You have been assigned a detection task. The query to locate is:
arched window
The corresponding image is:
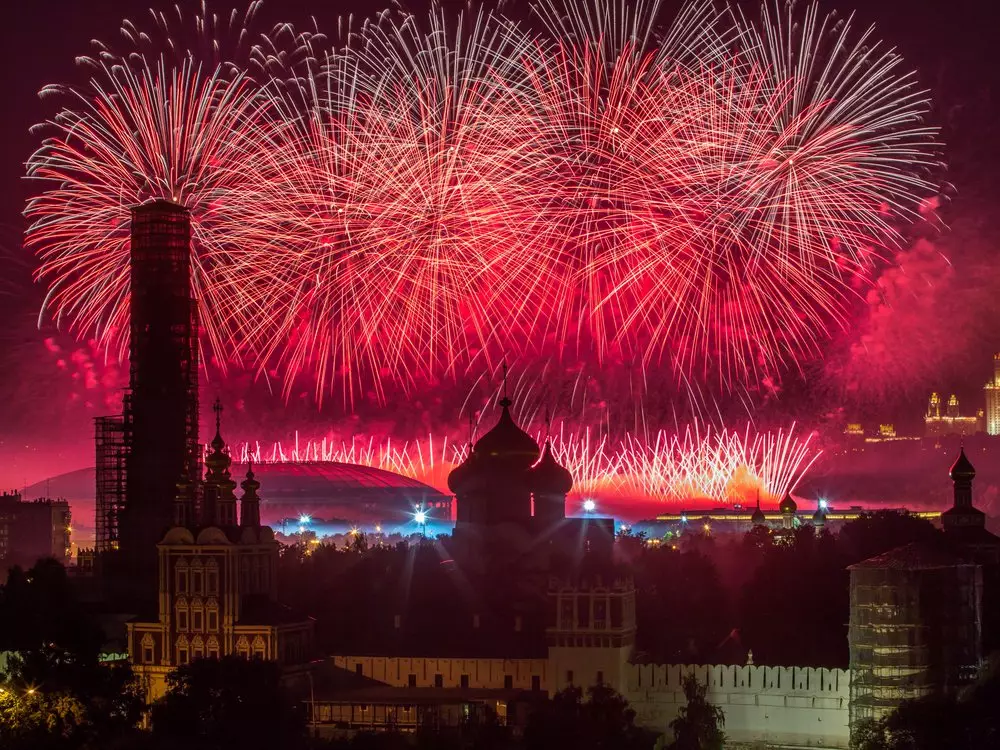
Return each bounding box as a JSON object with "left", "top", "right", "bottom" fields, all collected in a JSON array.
[
  {"left": 176, "top": 635, "right": 190, "bottom": 666},
  {"left": 252, "top": 635, "right": 266, "bottom": 660},
  {"left": 207, "top": 636, "right": 220, "bottom": 660},
  {"left": 207, "top": 600, "right": 219, "bottom": 632},
  {"left": 191, "top": 636, "right": 205, "bottom": 661},
  {"left": 206, "top": 560, "right": 219, "bottom": 595},
  {"left": 191, "top": 598, "right": 204, "bottom": 632},
  {"left": 175, "top": 559, "right": 189, "bottom": 594},
  {"left": 236, "top": 636, "right": 250, "bottom": 659},
  {"left": 140, "top": 633, "right": 155, "bottom": 665}
]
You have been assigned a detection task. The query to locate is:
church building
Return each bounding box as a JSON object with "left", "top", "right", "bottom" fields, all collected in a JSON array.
[{"left": 127, "top": 401, "right": 314, "bottom": 700}]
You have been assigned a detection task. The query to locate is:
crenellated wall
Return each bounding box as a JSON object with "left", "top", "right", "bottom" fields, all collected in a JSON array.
[{"left": 625, "top": 663, "right": 851, "bottom": 749}]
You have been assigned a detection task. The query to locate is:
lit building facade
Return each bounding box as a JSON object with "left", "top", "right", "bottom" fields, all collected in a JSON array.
[
  {"left": 126, "top": 406, "right": 313, "bottom": 701},
  {"left": 986, "top": 354, "right": 1000, "bottom": 435},
  {"left": 924, "top": 393, "right": 983, "bottom": 437}
]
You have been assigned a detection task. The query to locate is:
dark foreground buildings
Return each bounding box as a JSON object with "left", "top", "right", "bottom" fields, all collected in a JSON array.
[{"left": 0, "top": 491, "right": 71, "bottom": 569}]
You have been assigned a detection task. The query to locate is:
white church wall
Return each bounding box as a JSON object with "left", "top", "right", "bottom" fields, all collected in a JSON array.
[{"left": 626, "top": 663, "right": 851, "bottom": 749}]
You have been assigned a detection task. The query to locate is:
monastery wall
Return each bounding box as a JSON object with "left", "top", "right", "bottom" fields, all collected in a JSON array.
[{"left": 626, "top": 663, "right": 851, "bottom": 749}]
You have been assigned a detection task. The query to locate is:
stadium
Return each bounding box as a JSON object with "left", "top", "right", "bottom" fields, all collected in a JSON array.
[{"left": 27, "top": 462, "right": 453, "bottom": 548}]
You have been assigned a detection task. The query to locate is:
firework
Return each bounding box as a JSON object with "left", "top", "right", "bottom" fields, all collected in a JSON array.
[
  {"left": 27, "top": 1, "right": 940, "bottom": 400},
  {"left": 229, "top": 420, "right": 819, "bottom": 507}
]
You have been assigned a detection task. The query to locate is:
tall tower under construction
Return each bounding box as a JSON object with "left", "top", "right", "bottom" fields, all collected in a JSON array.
[{"left": 116, "top": 199, "right": 201, "bottom": 574}]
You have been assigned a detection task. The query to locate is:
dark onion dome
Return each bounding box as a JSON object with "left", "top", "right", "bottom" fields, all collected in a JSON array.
[
  {"left": 750, "top": 503, "right": 766, "bottom": 526},
  {"left": 528, "top": 440, "right": 573, "bottom": 496},
  {"left": 950, "top": 448, "right": 976, "bottom": 482},
  {"left": 812, "top": 505, "right": 826, "bottom": 525},
  {"left": 779, "top": 493, "right": 797, "bottom": 514},
  {"left": 470, "top": 397, "right": 540, "bottom": 468},
  {"left": 447, "top": 451, "right": 479, "bottom": 495}
]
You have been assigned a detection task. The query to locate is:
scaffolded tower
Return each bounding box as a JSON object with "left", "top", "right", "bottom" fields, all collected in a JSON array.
[
  {"left": 117, "top": 200, "right": 201, "bottom": 574},
  {"left": 848, "top": 542, "right": 982, "bottom": 730},
  {"left": 94, "top": 415, "right": 126, "bottom": 553}
]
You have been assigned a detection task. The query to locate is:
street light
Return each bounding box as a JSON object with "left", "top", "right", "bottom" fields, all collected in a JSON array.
[
  {"left": 413, "top": 506, "right": 428, "bottom": 536},
  {"left": 583, "top": 499, "right": 596, "bottom": 513}
]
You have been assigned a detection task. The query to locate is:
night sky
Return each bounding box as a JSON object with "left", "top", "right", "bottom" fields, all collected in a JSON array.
[{"left": 1, "top": 0, "right": 999, "bottom": 487}]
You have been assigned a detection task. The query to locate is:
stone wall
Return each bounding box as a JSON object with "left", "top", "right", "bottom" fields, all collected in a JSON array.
[
  {"left": 626, "top": 664, "right": 851, "bottom": 749},
  {"left": 331, "top": 655, "right": 548, "bottom": 691}
]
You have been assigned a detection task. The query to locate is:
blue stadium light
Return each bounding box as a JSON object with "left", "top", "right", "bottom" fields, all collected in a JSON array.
[{"left": 414, "top": 509, "right": 428, "bottom": 525}]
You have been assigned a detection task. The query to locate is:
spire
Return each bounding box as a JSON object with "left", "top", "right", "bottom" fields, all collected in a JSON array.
[
  {"left": 211, "top": 397, "right": 224, "bottom": 450},
  {"left": 240, "top": 461, "right": 261, "bottom": 529},
  {"left": 499, "top": 361, "right": 510, "bottom": 409},
  {"left": 949, "top": 447, "right": 976, "bottom": 509},
  {"left": 204, "top": 398, "right": 236, "bottom": 526}
]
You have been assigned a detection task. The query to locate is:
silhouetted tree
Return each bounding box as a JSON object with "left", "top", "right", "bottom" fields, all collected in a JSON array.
[
  {"left": 524, "top": 684, "right": 651, "bottom": 750},
  {"left": 668, "top": 674, "right": 725, "bottom": 750},
  {"left": 151, "top": 656, "right": 304, "bottom": 750}
]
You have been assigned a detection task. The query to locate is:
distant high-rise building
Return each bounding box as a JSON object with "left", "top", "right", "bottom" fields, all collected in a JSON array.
[
  {"left": 0, "top": 492, "right": 71, "bottom": 568},
  {"left": 925, "top": 393, "right": 983, "bottom": 437},
  {"left": 986, "top": 354, "right": 1000, "bottom": 435},
  {"left": 117, "top": 200, "right": 201, "bottom": 575}
]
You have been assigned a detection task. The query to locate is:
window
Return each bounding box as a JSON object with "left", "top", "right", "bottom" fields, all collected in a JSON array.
[
  {"left": 192, "top": 639, "right": 205, "bottom": 660},
  {"left": 566, "top": 670, "right": 574, "bottom": 685},
  {"left": 531, "top": 675, "right": 541, "bottom": 692},
  {"left": 408, "top": 674, "right": 417, "bottom": 688},
  {"left": 176, "top": 608, "right": 189, "bottom": 632},
  {"left": 177, "top": 645, "right": 189, "bottom": 665},
  {"left": 191, "top": 570, "right": 203, "bottom": 594},
  {"left": 206, "top": 570, "right": 218, "bottom": 595},
  {"left": 192, "top": 609, "right": 203, "bottom": 632},
  {"left": 207, "top": 609, "right": 218, "bottom": 631},
  {"left": 434, "top": 674, "right": 443, "bottom": 688},
  {"left": 142, "top": 644, "right": 154, "bottom": 664},
  {"left": 207, "top": 638, "right": 220, "bottom": 660},
  {"left": 356, "top": 664, "right": 363, "bottom": 677},
  {"left": 176, "top": 568, "right": 189, "bottom": 593},
  {"left": 504, "top": 675, "right": 513, "bottom": 690},
  {"left": 460, "top": 675, "right": 469, "bottom": 689},
  {"left": 596, "top": 671, "right": 604, "bottom": 685}
]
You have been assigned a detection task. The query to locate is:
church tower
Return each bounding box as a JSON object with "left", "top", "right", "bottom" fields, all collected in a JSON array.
[{"left": 126, "top": 404, "right": 313, "bottom": 702}]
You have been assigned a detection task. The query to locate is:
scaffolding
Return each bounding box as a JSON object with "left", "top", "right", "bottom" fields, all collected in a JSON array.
[
  {"left": 95, "top": 415, "right": 127, "bottom": 553},
  {"left": 848, "top": 543, "right": 982, "bottom": 729}
]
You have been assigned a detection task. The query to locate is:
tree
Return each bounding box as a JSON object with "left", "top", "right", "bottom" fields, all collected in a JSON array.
[
  {"left": 668, "top": 675, "right": 725, "bottom": 750},
  {"left": 524, "top": 684, "right": 651, "bottom": 750},
  {"left": 151, "top": 656, "right": 305, "bottom": 750}
]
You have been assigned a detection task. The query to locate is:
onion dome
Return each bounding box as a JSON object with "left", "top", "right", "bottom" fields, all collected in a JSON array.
[
  {"left": 471, "top": 396, "right": 540, "bottom": 468},
  {"left": 528, "top": 440, "right": 573, "bottom": 496},
  {"left": 447, "top": 452, "right": 479, "bottom": 495},
  {"left": 812, "top": 504, "right": 826, "bottom": 526},
  {"left": 240, "top": 463, "right": 262, "bottom": 528},
  {"left": 950, "top": 448, "right": 976, "bottom": 482},
  {"left": 779, "top": 493, "right": 797, "bottom": 514},
  {"left": 750, "top": 498, "right": 766, "bottom": 526},
  {"left": 205, "top": 397, "right": 231, "bottom": 473}
]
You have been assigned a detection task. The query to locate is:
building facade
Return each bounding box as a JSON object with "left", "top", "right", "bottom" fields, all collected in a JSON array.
[
  {"left": 0, "top": 492, "right": 71, "bottom": 569},
  {"left": 126, "top": 408, "right": 313, "bottom": 701},
  {"left": 924, "top": 393, "right": 983, "bottom": 437},
  {"left": 985, "top": 353, "right": 1000, "bottom": 436}
]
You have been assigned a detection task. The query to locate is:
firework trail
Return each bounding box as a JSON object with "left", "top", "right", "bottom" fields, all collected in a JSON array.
[
  {"left": 26, "top": 1, "right": 941, "bottom": 402},
  {"left": 229, "top": 419, "right": 818, "bottom": 507}
]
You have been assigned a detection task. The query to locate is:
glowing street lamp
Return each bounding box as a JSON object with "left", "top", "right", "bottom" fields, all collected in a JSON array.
[{"left": 413, "top": 506, "right": 429, "bottom": 536}]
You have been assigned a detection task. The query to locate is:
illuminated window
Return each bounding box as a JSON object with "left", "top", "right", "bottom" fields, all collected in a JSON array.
[{"left": 141, "top": 634, "right": 154, "bottom": 665}]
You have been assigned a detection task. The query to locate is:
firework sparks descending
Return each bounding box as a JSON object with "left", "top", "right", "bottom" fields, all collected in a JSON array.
[
  {"left": 229, "top": 421, "right": 819, "bottom": 507},
  {"left": 27, "top": 0, "right": 941, "bottom": 400}
]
